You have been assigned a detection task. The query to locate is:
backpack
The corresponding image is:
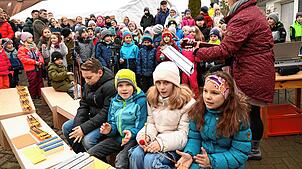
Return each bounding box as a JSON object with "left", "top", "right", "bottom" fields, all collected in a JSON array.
[{"left": 8, "top": 52, "right": 23, "bottom": 70}]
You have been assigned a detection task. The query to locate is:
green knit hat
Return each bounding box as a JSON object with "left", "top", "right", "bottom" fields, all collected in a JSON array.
[{"left": 115, "top": 69, "right": 137, "bottom": 90}]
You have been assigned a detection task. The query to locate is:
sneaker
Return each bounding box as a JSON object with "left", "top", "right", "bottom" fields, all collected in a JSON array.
[{"left": 248, "top": 149, "right": 262, "bottom": 160}]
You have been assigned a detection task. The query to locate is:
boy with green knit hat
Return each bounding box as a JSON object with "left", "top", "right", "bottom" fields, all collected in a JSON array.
[{"left": 88, "top": 69, "right": 147, "bottom": 169}]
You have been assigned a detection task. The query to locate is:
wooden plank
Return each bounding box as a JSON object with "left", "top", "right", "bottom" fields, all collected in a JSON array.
[
  {"left": 0, "top": 113, "right": 75, "bottom": 169},
  {"left": 275, "top": 80, "right": 302, "bottom": 89},
  {"left": 41, "top": 87, "right": 74, "bottom": 129},
  {"left": 275, "top": 71, "right": 302, "bottom": 81},
  {"left": 0, "top": 87, "right": 35, "bottom": 120}
]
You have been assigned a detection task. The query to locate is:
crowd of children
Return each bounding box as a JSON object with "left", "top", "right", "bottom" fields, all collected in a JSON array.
[{"left": 0, "top": 1, "right": 271, "bottom": 168}]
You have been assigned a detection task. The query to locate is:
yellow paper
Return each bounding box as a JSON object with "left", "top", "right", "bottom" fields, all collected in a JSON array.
[
  {"left": 22, "top": 145, "right": 46, "bottom": 164},
  {"left": 93, "top": 157, "right": 113, "bottom": 169}
]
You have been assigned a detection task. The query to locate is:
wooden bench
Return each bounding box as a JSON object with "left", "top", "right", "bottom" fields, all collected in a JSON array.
[
  {"left": 0, "top": 113, "right": 75, "bottom": 169},
  {"left": 0, "top": 87, "right": 35, "bottom": 149},
  {"left": 41, "top": 87, "right": 76, "bottom": 129},
  {"left": 56, "top": 99, "right": 80, "bottom": 128}
]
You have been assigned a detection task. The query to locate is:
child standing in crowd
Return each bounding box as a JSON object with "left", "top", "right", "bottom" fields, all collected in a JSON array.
[
  {"left": 195, "top": 15, "right": 210, "bottom": 42},
  {"left": 0, "top": 39, "right": 11, "bottom": 89},
  {"left": 119, "top": 31, "right": 139, "bottom": 73},
  {"left": 61, "top": 28, "right": 74, "bottom": 71},
  {"left": 156, "top": 29, "right": 179, "bottom": 63},
  {"left": 208, "top": 28, "right": 221, "bottom": 45},
  {"left": 130, "top": 61, "right": 195, "bottom": 169},
  {"left": 48, "top": 51, "right": 80, "bottom": 98},
  {"left": 42, "top": 32, "right": 68, "bottom": 67},
  {"left": 18, "top": 32, "right": 44, "bottom": 99},
  {"left": 152, "top": 24, "right": 163, "bottom": 49},
  {"left": 181, "top": 35, "right": 199, "bottom": 99},
  {"left": 176, "top": 71, "right": 251, "bottom": 169},
  {"left": 182, "top": 26, "right": 191, "bottom": 37},
  {"left": 74, "top": 27, "right": 95, "bottom": 63},
  {"left": 128, "top": 21, "right": 142, "bottom": 45},
  {"left": 136, "top": 33, "right": 156, "bottom": 92},
  {"left": 95, "top": 29, "right": 113, "bottom": 69},
  {"left": 181, "top": 9, "right": 195, "bottom": 28},
  {"left": 37, "top": 27, "right": 52, "bottom": 52},
  {"left": 3, "top": 39, "right": 23, "bottom": 87},
  {"left": 88, "top": 69, "right": 147, "bottom": 169}
]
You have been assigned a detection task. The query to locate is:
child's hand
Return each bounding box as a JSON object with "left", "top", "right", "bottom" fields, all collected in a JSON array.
[
  {"left": 119, "top": 58, "right": 124, "bottom": 64},
  {"left": 100, "top": 122, "right": 111, "bottom": 134},
  {"left": 175, "top": 150, "right": 193, "bottom": 169},
  {"left": 121, "top": 130, "right": 131, "bottom": 146},
  {"left": 193, "top": 147, "right": 211, "bottom": 168},
  {"left": 146, "top": 140, "right": 161, "bottom": 153},
  {"left": 159, "top": 54, "right": 165, "bottom": 61}
]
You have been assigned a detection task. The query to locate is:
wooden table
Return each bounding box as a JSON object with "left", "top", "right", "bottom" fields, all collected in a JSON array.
[
  {"left": 56, "top": 99, "right": 80, "bottom": 128},
  {"left": 0, "top": 113, "right": 75, "bottom": 169},
  {"left": 0, "top": 87, "right": 35, "bottom": 148},
  {"left": 262, "top": 71, "right": 302, "bottom": 138},
  {"left": 41, "top": 87, "right": 75, "bottom": 129}
]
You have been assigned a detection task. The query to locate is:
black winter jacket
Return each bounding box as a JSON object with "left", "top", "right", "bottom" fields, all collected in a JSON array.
[{"left": 73, "top": 67, "right": 116, "bottom": 134}]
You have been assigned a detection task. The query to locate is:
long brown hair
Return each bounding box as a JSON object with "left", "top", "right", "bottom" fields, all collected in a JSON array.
[
  {"left": 188, "top": 71, "right": 250, "bottom": 137},
  {"left": 147, "top": 84, "right": 193, "bottom": 110}
]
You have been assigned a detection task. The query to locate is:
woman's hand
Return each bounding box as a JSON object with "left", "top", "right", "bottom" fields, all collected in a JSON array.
[
  {"left": 193, "top": 147, "right": 211, "bottom": 168},
  {"left": 175, "top": 150, "right": 193, "bottom": 169}
]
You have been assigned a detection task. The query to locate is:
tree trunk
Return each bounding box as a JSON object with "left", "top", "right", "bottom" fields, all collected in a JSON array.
[{"left": 188, "top": 0, "right": 201, "bottom": 19}]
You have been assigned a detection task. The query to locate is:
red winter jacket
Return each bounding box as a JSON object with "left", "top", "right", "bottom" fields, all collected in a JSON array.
[
  {"left": 18, "top": 46, "right": 44, "bottom": 72},
  {"left": 156, "top": 43, "right": 180, "bottom": 63},
  {"left": 0, "top": 21, "right": 14, "bottom": 39},
  {"left": 198, "top": 13, "right": 213, "bottom": 28},
  {"left": 0, "top": 49, "right": 11, "bottom": 75},
  {"left": 195, "top": 0, "right": 275, "bottom": 104}
]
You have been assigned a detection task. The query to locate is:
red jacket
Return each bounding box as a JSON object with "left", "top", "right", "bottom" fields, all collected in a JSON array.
[
  {"left": 0, "top": 21, "right": 14, "bottom": 39},
  {"left": 18, "top": 46, "right": 44, "bottom": 72},
  {"left": 198, "top": 13, "right": 213, "bottom": 28},
  {"left": 195, "top": 0, "right": 275, "bottom": 103},
  {"left": 0, "top": 49, "right": 11, "bottom": 75}
]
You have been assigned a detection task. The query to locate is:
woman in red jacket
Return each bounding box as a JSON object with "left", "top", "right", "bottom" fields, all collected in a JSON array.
[
  {"left": 0, "top": 39, "right": 11, "bottom": 89},
  {"left": 194, "top": 0, "right": 274, "bottom": 161},
  {"left": 18, "top": 32, "right": 44, "bottom": 99}
]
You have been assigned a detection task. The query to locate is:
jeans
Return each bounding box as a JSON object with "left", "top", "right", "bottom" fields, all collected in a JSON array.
[
  {"left": 88, "top": 138, "right": 137, "bottom": 169},
  {"left": 129, "top": 146, "right": 178, "bottom": 169},
  {"left": 62, "top": 119, "right": 101, "bottom": 153}
]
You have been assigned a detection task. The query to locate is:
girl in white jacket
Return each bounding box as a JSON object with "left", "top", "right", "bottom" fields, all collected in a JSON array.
[
  {"left": 42, "top": 32, "right": 68, "bottom": 67},
  {"left": 129, "top": 61, "right": 195, "bottom": 169}
]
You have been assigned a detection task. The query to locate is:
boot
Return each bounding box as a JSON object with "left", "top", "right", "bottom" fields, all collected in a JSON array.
[{"left": 248, "top": 140, "right": 262, "bottom": 160}]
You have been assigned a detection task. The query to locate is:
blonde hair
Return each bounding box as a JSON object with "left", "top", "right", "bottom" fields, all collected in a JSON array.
[{"left": 147, "top": 84, "right": 193, "bottom": 110}]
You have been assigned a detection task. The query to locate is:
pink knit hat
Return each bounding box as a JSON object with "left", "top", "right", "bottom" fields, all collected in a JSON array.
[{"left": 20, "top": 32, "right": 33, "bottom": 42}]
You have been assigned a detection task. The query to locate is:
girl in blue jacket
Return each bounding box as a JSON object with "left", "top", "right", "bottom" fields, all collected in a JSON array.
[
  {"left": 176, "top": 71, "right": 251, "bottom": 169},
  {"left": 88, "top": 69, "right": 147, "bottom": 169},
  {"left": 119, "top": 31, "right": 139, "bottom": 73}
]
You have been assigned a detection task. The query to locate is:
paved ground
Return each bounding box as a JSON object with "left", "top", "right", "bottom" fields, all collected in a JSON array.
[{"left": 0, "top": 74, "right": 302, "bottom": 169}]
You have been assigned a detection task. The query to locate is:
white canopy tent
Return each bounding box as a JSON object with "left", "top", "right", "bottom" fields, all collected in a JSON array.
[{"left": 11, "top": 0, "right": 210, "bottom": 25}]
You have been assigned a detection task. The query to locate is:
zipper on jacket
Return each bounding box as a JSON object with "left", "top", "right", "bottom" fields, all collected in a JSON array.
[{"left": 117, "top": 101, "right": 126, "bottom": 137}]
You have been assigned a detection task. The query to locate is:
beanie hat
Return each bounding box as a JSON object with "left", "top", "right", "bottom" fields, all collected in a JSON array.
[
  {"left": 200, "top": 6, "right": 209, "bottom": 13},
  {"left": 184, "top": 9, "right": 192, "bottom": 14},
  {"left": 160, "top": 0, "right": 167, "bottom": 5},
  {"left": 88, "top": 20, "right": 96, "bottom": 26},
  {"left": 94, "top": 27, "right": 104, "bottom": 34},
  {"left": 153, "top": 24, "right": 164, "bottom": 35},
  {"left": 170, "top": 7, "right": 177, "bottom": 13},
  {"left": 209, "top": 28, "right": 221, "bottom": 39},
  {"left": 162, "top": 29, "right": 173, "bottom": 39},
  {"left": 2, "top": 38, "right": 13, "bottom": 49},
  {"left": 296, "top": 12, "right": 302, "bottom": 19},
  {"left": 142, "top": 32, "right": 153, "bottom": 43},
  {"left": 167, "top": 20, "right": 178, "bottom": 27},
  {"left": 20, "top": 32, "right": 33, "bottom": 42},
  {"left": 101, "top": 29, "right": 111, "bottom": 39},
  {"left": 268, "top": 12, "right": 279, "bottom": 23},
  {"left": 61, "top": 28, "right": 72, "bottom": 38},
  {"left": 115, "top": 69, "right": 137, "bottom": 90},
  {"left": 51, "top": 51, "right": 63, "bottom": 62},
  {"left": 195, "top": 15, "right": 204, "bottom": 21},
  {"left": 76, "top": 26, "right": 87, "bottom": 35},
  {"left": 123, "top": 31, "right": 132, "bottom": 38},
  {"left": 153, "top": 61, "right": 180, "bottom": 87},
  {"left": 108, "top": 27, "right": 116, "bottom": 36},
  {"left": 144, "top": 7, "right": 150, "bottom": 12}
]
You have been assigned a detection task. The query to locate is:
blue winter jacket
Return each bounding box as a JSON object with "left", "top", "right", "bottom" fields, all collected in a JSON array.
[
  {"left": 120, "top": 41, "right": 139, "bottom": 60},
  {"left": 184, "top": 109, "right": 251, "bottom": 169},
  {"left": 107, "top": 88, "right": 147, "bottom": 144},
  {"left": 137, "top": 45, "right": 156, "bottom": 76},
  {"left": 95, "top": 41, "right": 113, "bottom": 68},
  {"left": 155, "top": 9, "right": 170, "bottom": 26}
]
